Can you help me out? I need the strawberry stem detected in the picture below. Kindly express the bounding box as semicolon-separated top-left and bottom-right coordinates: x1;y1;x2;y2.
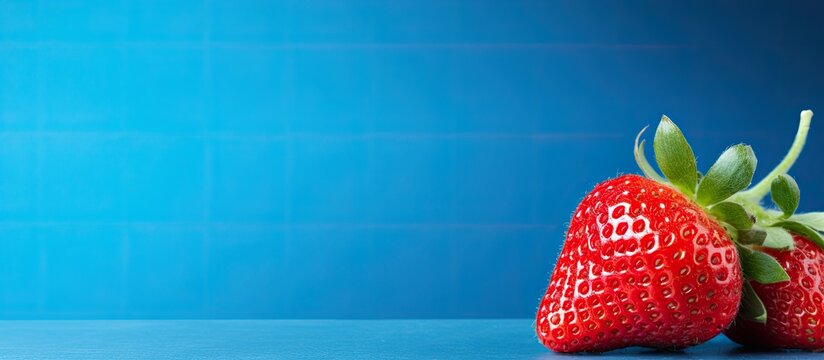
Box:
739;110;813;203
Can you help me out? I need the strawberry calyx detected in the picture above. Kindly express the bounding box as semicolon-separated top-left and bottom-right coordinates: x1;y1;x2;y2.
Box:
634;110;824;325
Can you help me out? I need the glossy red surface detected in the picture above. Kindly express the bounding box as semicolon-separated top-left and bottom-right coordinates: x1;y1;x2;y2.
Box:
725;235;824;350
537;175;742;352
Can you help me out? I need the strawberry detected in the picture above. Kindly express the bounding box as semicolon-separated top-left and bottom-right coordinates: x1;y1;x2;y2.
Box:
535;174;743;352
725;234;824;350
720;111;824;351
537;110;822;352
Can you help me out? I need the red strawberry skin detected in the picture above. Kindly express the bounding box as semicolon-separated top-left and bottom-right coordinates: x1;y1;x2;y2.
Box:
725;235;824;350
536;174;743;352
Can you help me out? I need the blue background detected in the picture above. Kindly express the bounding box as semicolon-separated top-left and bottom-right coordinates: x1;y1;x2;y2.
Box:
0;1;822;319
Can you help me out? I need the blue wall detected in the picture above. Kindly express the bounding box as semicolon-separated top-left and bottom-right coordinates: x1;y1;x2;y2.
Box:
0;1;823;318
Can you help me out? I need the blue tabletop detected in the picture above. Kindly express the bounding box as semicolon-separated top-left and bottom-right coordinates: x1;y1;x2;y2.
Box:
0;319;813;359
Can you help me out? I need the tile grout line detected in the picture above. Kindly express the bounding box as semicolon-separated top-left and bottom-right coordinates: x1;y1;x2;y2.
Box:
0;221;559;230
0;131;627;140
0;41;695;50
201;0;214;316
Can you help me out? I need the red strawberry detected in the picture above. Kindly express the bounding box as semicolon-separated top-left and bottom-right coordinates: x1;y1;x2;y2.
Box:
719;110;824;351
535;174;743;352
725;234;824;350
537;110;821;352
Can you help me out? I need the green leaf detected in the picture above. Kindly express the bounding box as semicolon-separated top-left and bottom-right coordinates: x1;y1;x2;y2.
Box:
695;144;757;206
738;228;767;246
774;220;824;252
633;126;665;182
709;202;753;230
739;281;767;324
771;174;800;218
737;244;790;284
790;212;824;232
762;226;794;250
653;115;698;196
721;223;740;243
